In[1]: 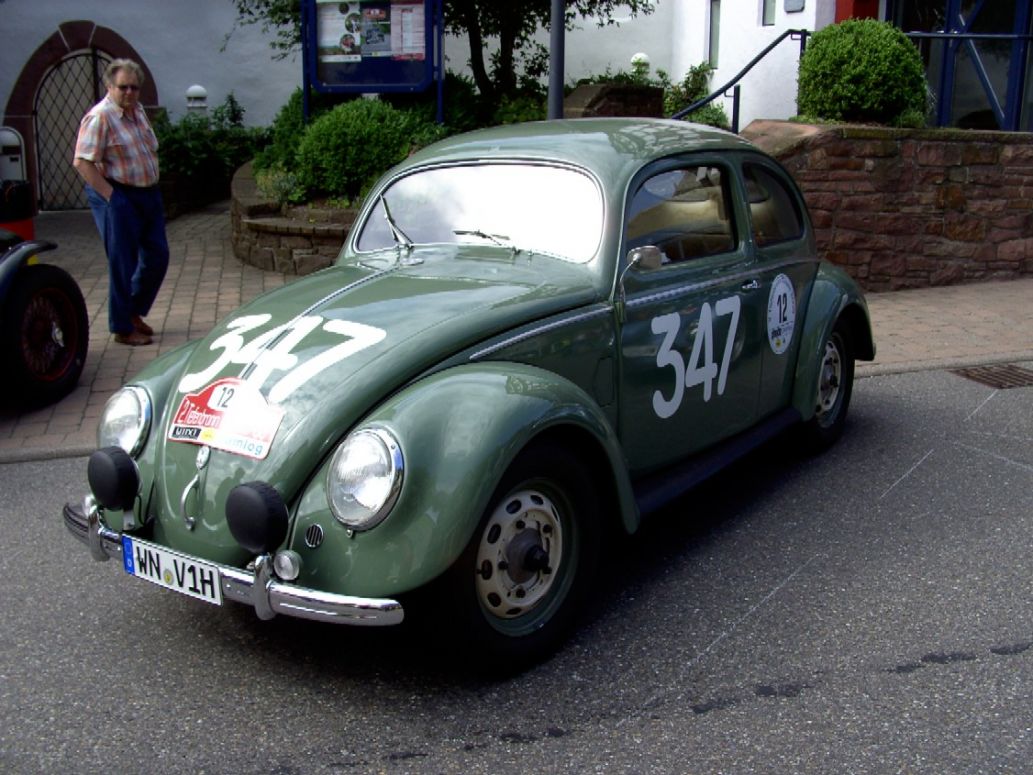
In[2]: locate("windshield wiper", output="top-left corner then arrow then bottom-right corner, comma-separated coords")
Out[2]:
380,194 -> 413,252
453,229 -> 512,247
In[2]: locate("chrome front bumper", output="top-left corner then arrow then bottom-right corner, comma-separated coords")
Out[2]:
62,496 -> 404,627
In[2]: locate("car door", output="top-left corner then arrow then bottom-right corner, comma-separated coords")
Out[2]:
617,159 -> 768,474
739,157 -> 820,420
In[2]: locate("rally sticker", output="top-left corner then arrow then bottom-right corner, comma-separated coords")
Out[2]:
168,377 -> 284,460
767,273 -> 796,355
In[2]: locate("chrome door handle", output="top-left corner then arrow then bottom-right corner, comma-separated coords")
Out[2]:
741,279 -> 760,291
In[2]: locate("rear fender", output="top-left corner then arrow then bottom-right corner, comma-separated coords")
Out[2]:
792,263 -> 875,421
290,362 -> 637,598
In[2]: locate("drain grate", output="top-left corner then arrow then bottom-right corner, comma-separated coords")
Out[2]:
952,364 -> 1033,389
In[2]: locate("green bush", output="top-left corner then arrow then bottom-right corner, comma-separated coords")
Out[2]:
658,64 -> 730,130
571,62 -> 730,130
253,88 -> 342,173
153,94 -> 268,193
492,90 -> 547,125
382,72 -> 489,134
294,98 -> 445,201
798,19 -> 928,126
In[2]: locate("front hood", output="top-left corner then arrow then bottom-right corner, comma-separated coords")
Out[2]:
153,248 -> 599,558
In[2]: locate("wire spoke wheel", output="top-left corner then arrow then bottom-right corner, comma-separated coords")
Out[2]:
1,263 -> 88,405
20,286 -> 78,381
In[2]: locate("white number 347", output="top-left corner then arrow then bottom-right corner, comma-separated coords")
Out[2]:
178,314 -> 386,404
651,296 -> 741,419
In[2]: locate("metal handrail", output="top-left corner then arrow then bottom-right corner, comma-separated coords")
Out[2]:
670,28 -> 811,132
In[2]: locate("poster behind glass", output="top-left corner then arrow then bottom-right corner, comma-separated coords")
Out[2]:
314,0 -> 431,90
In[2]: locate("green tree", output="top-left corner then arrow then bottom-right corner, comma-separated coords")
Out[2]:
444,0 -> 654,100
228,0 -> 654,99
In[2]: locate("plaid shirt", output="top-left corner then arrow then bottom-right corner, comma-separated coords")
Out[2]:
74,95 -> 160,187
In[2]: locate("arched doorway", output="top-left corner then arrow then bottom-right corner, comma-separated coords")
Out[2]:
35,51 -> 110,210
1,20 -> 159,212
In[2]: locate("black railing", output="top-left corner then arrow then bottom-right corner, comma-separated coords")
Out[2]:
671,28 -> 811,133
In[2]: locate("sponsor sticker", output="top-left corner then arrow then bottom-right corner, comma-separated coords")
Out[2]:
767,273 -> 796,355
168,377 -> 284,460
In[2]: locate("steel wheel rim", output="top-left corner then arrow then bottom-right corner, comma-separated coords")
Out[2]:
20,288 -> 78,382
815,337 -> 843,424
474,487 -> 569,634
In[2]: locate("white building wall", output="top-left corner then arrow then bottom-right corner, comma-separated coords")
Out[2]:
698,0 -> 834,128
0,0 -> 301,125
2,0 -> 838,130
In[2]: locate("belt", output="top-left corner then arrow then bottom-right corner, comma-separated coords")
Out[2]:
105,177 -> 158,191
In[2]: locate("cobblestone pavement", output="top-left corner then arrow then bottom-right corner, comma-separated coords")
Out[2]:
1,206 -> 1030,462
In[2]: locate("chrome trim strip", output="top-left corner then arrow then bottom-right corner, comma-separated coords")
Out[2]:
626,257 -> 814,310
62,500 -> 405,627
470,305 -> 611,361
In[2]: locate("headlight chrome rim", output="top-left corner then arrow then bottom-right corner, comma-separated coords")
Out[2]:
327,427 -> 403,532
97,386 -> 152,457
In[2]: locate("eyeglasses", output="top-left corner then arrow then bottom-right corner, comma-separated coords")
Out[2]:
115,84 -> 140,92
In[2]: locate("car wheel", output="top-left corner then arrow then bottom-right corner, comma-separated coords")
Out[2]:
799,321 -> 854,451
0,264 -> 89,405
434,442 -> 600,669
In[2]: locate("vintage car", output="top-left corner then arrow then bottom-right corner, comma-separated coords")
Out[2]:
1,230 -> 89,406
63,119 -> 874,665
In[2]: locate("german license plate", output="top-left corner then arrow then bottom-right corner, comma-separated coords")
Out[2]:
121,536 -> 223,605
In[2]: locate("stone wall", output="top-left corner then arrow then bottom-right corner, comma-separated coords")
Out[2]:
746,121 -> 1033,291
563,83 -> 664,118
230,124 -> 1033,289
230,161 -> 355,275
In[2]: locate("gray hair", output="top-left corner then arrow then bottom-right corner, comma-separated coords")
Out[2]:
104,59 -> 145,87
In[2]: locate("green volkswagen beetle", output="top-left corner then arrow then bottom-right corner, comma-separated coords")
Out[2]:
64,118 -> 873,665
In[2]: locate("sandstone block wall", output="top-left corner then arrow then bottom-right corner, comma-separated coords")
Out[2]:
765,124 -> 1033,291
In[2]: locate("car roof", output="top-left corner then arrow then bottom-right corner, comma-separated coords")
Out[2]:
400,118 -> 758,183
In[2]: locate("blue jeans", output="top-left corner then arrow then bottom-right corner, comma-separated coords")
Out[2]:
86,183 -> 169,335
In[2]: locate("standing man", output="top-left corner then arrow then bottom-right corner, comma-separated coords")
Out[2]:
73,58 -> 168,346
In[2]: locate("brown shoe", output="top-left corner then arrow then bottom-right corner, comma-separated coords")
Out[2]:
131,315 -> 155,336
114,330 -> 153,346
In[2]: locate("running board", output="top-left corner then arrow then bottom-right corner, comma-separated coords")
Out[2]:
633,408 -> 801,517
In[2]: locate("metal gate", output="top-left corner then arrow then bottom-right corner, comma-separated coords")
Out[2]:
34,50 -> 110,210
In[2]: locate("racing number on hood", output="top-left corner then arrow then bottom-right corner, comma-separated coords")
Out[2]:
177,314 -> 387,403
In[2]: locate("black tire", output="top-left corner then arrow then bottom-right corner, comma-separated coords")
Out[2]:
0,263 -> 89,405
425,442 -> 600,671
798,320 -> 854,452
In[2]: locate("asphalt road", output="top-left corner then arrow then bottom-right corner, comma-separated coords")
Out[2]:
1,365 -> 1031,774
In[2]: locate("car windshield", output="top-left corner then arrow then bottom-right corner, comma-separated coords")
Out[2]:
355,163 -> 604,263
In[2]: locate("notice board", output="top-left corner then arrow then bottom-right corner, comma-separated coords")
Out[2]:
303,0 -> 440,93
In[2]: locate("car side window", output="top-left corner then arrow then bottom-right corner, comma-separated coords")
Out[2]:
743,164 -> 804,247
626,166 -> 735,265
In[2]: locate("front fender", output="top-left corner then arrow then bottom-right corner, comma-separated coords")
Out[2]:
792,262 -> 875,421
100,342 -> 200,532
290,362 -> 636,598
0,239 -> 56,303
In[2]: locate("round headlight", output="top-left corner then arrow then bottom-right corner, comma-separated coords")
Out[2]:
327,428 -> 403,531
97,386 -> 152,456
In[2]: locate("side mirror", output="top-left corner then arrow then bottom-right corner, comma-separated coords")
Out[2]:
626,245 -> 663,271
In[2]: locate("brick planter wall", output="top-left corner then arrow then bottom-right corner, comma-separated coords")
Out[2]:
230,161 -> 355,275
746,122 -> 1033,291
230,124 -> 1033,289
